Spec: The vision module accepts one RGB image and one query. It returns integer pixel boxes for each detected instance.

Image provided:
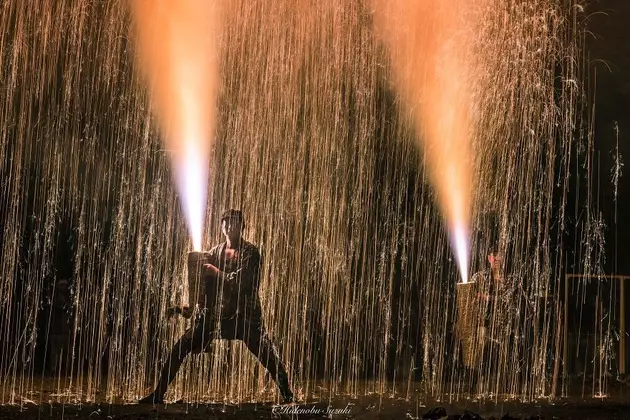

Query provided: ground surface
[1,396,630,419]
[2,376,630,419]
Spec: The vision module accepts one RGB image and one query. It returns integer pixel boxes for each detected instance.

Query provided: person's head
[487,245,502,270]
[56,279,69,293]
[220,209,245,241]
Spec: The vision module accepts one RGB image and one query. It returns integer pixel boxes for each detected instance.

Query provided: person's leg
[237,319,293,403]
[139,320,212,404]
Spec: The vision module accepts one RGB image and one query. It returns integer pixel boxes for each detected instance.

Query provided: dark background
[585,0,630,275]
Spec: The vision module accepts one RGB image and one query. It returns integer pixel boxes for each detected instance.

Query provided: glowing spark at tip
[175,146,207,251]
[452,222,469,283]
[132,0,221,251]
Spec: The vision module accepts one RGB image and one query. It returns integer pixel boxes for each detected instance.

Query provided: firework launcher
[187,251,212,311]
[456,281,483,369]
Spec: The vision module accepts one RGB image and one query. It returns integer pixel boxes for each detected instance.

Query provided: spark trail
[372,0,490,283]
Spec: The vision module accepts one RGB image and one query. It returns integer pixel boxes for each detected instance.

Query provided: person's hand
[166,306,193,319]
[181,306,193,319]
[476,292,489,302]
[203,263,219,277]
[166,306,180,318]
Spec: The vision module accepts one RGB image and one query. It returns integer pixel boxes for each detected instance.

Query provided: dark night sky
[583,0,630,274]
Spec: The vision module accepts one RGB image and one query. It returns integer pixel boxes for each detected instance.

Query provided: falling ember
[373,0,483,282]
[131,0,221,250]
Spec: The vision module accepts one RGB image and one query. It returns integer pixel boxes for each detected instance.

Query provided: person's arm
[500,275,519,301]
[202,248,219,267]
[166,306,193,318]
[471,272,490,301]
[203,246,260,283]
[168,248,220,318]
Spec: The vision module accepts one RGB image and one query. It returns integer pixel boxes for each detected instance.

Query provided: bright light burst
[373,0,480,283]
[452,221,469,283]
[132,0,221,251]
[175,143,207,251]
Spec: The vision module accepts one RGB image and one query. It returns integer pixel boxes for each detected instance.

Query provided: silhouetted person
[468,245,526,388]
[473,245,529,338]
[139,209,293,404]
[48,279,72,374]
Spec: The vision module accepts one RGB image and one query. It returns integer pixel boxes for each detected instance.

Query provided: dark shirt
[51,290,72,335]
[202,240,263,321]
[470,269,519,334]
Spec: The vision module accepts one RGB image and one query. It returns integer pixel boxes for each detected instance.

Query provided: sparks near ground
[132,0,221,251]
